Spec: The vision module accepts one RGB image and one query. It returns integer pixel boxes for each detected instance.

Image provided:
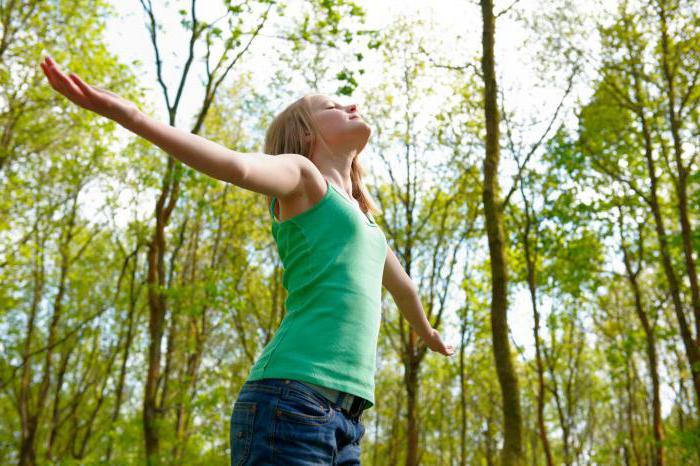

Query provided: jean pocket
[277,389,334,425]
[230,401,256,466]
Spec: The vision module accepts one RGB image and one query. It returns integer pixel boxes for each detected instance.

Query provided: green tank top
[245,176,387,409]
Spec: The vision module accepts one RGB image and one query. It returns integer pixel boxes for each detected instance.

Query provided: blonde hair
[263,94,381,217]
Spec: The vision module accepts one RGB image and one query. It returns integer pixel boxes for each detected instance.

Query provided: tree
[479,0,523,463]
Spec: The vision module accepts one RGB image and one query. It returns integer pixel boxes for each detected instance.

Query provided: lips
[349,115,360,120]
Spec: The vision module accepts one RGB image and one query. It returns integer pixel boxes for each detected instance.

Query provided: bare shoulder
[269,154,327,222]
[299,157,326,198]
[276,153,325,201]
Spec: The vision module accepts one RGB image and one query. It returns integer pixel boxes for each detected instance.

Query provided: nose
[348,104,358,113]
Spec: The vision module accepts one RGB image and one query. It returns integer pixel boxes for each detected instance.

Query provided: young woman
[40,55,455,465]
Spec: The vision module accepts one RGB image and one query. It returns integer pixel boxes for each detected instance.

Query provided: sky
[98,0,675,414]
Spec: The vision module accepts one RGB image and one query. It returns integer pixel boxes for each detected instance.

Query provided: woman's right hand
[40,55,141,127]
[422,328,456,357]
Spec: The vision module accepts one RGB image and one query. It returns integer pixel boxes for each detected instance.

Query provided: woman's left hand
[40,56,141,126]
[421,328,455,356]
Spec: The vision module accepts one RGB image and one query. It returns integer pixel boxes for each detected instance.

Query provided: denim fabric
[230,378,367,465]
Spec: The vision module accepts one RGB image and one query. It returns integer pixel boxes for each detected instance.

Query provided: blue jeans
[230,378,366,465]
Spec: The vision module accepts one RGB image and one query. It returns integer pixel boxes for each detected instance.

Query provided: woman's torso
[245,172,387,409]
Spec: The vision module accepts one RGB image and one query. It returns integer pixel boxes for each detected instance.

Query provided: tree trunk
[618,211,665,465]
[18,231,46,466]
[404,349,420,466]
[20,193,79,465]
[657,0,700,343]
[613,2,700,414]
[634,90,700,413]
[459,313,469,466]
[106,247,140,461]
[522,201,554,466]
[479,1,523,464]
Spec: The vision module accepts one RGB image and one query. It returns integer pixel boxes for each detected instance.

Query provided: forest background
[1,0,699,465]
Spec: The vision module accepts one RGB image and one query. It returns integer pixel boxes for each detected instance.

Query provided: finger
[73,75,122,103]
[91,83,117,97]
[43,57,78,94]
[41,60,58,86]
[42,62,68,95]
[40,62,51,82]
[43,58,72,95]
[52,69,89,104]
[46,55,63,73]
[54,69,86,98]
[68,72,96,98]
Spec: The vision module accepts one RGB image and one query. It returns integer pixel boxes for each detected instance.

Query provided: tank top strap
[269,177,332,224]
[324,176,374,224]
[268,196,278,222]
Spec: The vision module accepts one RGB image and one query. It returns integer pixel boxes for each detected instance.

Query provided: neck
[310,145,358,198]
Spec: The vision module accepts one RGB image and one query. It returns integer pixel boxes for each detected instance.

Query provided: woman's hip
[230,378,365,465]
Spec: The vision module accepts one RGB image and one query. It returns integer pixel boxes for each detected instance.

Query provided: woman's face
[309,94,371,151]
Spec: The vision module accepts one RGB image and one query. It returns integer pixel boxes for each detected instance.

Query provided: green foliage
[2,0,699,464]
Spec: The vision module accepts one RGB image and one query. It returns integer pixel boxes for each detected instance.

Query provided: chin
[357,121,371,137]
[330,125,371,150]
[357,132,371,153]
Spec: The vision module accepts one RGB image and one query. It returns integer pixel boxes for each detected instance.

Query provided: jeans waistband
[295,380,369,416]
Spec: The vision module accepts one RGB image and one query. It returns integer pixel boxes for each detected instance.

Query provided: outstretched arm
[39,56,313,199]
[382,246,455,356]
